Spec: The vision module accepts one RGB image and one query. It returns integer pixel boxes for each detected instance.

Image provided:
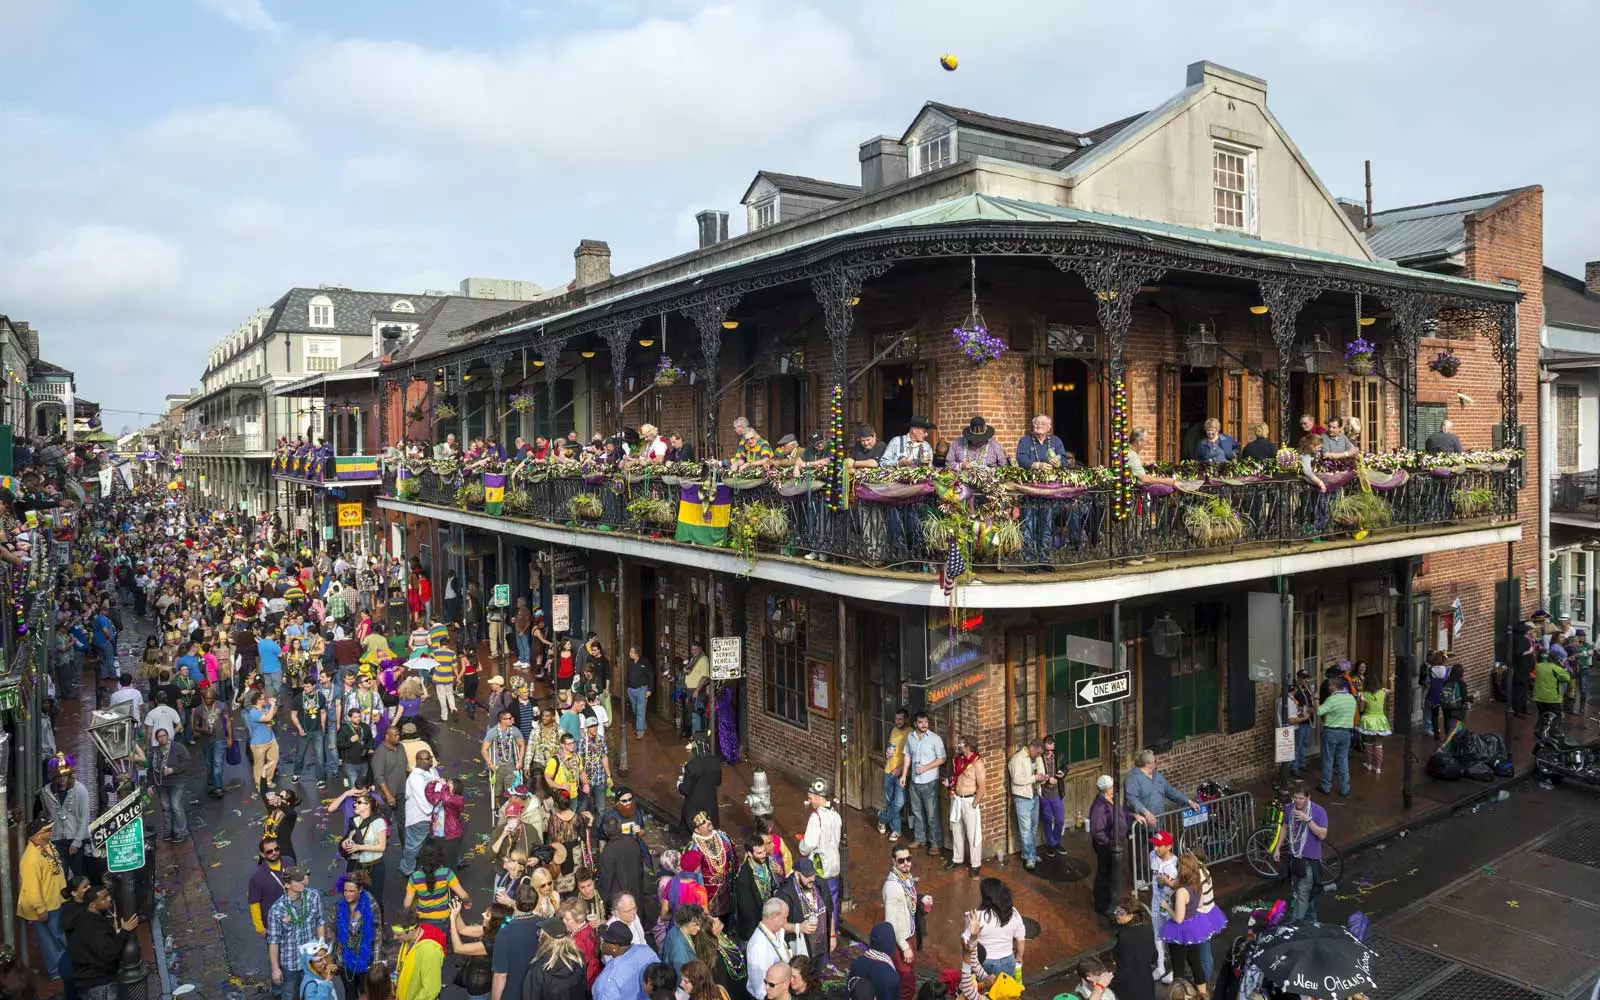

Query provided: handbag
[226,739,242,767]
[454,956,492,995]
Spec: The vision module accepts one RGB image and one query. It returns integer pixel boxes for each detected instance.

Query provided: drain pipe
[1539,367,1556,613]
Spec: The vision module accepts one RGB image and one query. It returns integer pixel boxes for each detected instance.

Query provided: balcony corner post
[682,294,741,461]
[602,322,639,439]
[809,259,892,511]
[1256,277,1322,440]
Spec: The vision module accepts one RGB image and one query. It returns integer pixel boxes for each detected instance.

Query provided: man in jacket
[797,780,842,919]
[337,705,375,790]
[19,819,68,978]
[1087,775,1126,916]
[1006,740,1046,872]
[596,816,649,934]
[733,831,784,941]
[624,645,653,739]
[1534,648,1573,722]
[371,722,410,822]
[775,856,834,959]
[39,754,92,876]
[150,727,193,842]
[68,884,140,1000]
[401,748,441,874]
[1122,749,1193,826]
[192,683,233,798]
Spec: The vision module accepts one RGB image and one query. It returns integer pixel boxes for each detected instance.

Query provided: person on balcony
[882,417,936,467]
[1296,436,1329,492]
[948,416,1006,469]
[849,426,886,467]
[636,425,669,463]
[666,433,695,463]
[1124,429,1174,487]
[1240,422,1277,462]
[432,434,459,461]
[1191,418,1236,463]
[1015,415,1067,472]
[797,431,831,471]
[1319,417,1358,460]
[731,421,774,471]
[1296,413,1324,446]
[1424,418,1463,454]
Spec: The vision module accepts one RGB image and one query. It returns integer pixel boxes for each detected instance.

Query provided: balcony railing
[1552,471,1600,521]
[380,451,1521,575]
[272,452,382,485]
[187,432,266,454]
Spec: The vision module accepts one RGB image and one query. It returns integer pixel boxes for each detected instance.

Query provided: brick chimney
[1335,198,1367,232]
[1586,261,1600,296]
[16,322,38,358]
[574,240,611,288]
[859,136,908,194]
[695,211,729,249]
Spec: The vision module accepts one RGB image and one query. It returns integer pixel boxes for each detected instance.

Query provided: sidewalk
[622,699,1600,982]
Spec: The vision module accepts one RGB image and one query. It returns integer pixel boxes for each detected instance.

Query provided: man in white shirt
[143,691,184,746]
[108,672,145,717]
[881,417,935,467]
[797,780,843,923]
[401,748,440,874]
[744,898,794,1000]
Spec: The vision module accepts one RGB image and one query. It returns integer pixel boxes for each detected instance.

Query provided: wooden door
[1355,613,1386,686]
[1086,364,1110,467]
[1156,365,1182,463]
[1265,375,1283,442]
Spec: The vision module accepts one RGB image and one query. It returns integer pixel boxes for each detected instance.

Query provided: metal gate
[1130,789,1255,889]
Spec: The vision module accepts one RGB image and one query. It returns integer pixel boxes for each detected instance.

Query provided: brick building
[374,60,1533,864]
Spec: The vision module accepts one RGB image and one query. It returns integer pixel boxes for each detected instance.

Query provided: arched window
[309,294,335,328]
[391,300,415,313]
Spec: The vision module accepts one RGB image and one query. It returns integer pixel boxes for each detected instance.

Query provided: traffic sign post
[710,637,743,680]
[1074,670,1132,709]
[491,583,510,608]
[89,790,147,874]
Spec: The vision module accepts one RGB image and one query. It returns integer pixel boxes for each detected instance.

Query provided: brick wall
[1414,187,1543,694]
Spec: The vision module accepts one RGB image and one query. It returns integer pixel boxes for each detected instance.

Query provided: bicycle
[1244,796,1344,883]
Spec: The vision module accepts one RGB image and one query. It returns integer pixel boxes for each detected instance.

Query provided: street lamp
[89,709,137,794]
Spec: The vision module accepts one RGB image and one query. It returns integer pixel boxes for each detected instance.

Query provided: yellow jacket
[17,842,65,922]
[397,933,445,1000]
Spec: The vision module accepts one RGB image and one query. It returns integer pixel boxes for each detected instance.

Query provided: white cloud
[339,153,430,194]
[194,0,281,37]
[0,224,185,319]
[135,106,306,165]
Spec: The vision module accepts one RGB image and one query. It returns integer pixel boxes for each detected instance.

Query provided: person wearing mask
[67,885,139,1000]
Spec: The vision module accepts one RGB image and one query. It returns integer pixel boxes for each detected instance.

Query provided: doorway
[1051,359,1090,463]
[878,364,914,438]
[1178,366,1212,460]
[853,608,903,813]
[766,376,807,443]
[1354,613,1386,686]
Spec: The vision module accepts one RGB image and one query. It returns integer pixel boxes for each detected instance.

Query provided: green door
[1044,620,1106,765]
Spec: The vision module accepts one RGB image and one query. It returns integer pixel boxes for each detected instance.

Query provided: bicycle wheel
[1319,844,1344,883]
[1245,827,1281,878]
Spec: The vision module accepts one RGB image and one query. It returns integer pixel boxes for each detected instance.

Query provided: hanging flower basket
[1428,349,1461,378]
[952,324,1006,366]
[405,405,426,424]
[568,492,605,521]
[509,391,537,413]
[1344,336,1376,376]
[435,402,459,421]
[654,357,686,388]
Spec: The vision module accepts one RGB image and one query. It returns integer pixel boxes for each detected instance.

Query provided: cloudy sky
[1,0,1594,433]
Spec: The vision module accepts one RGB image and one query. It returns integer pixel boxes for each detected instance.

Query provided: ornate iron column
[1391,293,1441,450]
[1257,277,1322,439]
[682,294,741,460]
[602,322,640,438]
[540,337,563,439]
[378,376,394,452]
[489,355,507,443]
[809,260,891,509]
[455,363,469,445]
[1491,299,1523,497]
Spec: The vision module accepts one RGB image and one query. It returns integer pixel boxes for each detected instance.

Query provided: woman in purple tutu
[1158,853,1226,997]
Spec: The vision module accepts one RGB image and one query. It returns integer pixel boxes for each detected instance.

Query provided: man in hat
[683,643,711,736]
[850,425,886,467]
[481,708,526,802]
[593,919,658,1000]
[776,855,834,958]
[948,415,1006,469]
[1279,668,1317,776]
[394,912,445,1000]
[39,754,92,876]
[798,780,843,920]
[266,865,325,1000]
[1148,829,1178,982]
[1087,774,1125,915]
[1571,627,1592,712]
[577,712,613,812]
[882,417,935,467]
[797,430,831,470]
[19,818,68,977]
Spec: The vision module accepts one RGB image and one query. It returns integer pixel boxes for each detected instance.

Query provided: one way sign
[1074,670,1132,709]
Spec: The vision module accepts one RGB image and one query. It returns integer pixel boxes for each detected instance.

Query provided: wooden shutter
[1318,375,1346,423]
[1156,365,1182,464]
[1141,611,1174,753]
[1087,363,1111,467]
[1220,370,1244,443]
[1225,594,1256,734]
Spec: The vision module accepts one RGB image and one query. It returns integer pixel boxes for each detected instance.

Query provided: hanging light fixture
[1182,319,1220,367]
[722,320,739,330]
[1148,612,1185,659]
[1300,332,1339,375]
[1249,303,1270,316]
[580,350,596,359]
[638,337,655,348]
[533,359,546,368]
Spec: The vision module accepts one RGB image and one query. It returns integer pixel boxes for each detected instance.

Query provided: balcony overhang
[378,497,1520,609]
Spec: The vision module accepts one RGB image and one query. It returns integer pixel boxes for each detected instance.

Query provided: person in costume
[689,811,736,922]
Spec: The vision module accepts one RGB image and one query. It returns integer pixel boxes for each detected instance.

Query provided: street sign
[491,584,510,608]
[337,503,363,528]
[89,790,145,853]
[710,637,743,680]
[1074,670,1132,709]
[105,817,146,873]
[552,594,570,632]
[1180,804,1210,828]
[1274,725,1296,764]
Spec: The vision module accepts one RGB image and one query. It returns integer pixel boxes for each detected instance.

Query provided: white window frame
[303,336,341,373]
[391,300,415,314]
[913,129,954,176]
[752,197,778,230]
[308,294,335,329]
[1211,141,1257,235]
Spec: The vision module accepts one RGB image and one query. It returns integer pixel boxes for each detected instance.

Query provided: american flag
[939,535,965,595]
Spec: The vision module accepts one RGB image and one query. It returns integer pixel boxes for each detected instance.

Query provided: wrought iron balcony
[1552,471,1600,523]
[381,452,1520,576]
[272,452,382,485]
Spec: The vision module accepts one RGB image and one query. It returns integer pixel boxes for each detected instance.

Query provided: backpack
[1440,680,1463,710]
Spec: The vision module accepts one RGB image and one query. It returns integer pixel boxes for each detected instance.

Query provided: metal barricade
[1130,789,1255,890]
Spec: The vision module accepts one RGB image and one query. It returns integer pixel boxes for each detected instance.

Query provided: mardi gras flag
[675,483,732,545]
[483,472,506,514]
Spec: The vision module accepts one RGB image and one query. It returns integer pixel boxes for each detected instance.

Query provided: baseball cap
[282,865,310,881]
[1150,831,1174,847]
[600,922,634,946]
[793,857,816,876]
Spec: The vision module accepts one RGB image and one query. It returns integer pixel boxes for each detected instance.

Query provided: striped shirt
[431,648,457,685]
[407,868,460,922]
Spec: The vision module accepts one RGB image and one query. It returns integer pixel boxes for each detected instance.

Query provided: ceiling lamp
[1300,333,1340,375]
[1249,304,1270,316]
[533,359,545,368]
[1358,315,1377,327]
[1182,320,1219,368]
[638,337,655,348]
[580,350,596,359]
[848,296,861,307]
[722,320,740,330]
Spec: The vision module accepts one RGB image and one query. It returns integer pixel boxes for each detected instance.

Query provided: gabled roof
[29,357,72,377]
[740,171,862,206]
[902,101,1084,149]
[388,296,534,365]
[266,287,444,338]
[1545,266,1600,334]
[1365,188,1534,265]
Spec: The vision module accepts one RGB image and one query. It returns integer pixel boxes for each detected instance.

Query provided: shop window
[764,619,808,731]
[1044,622,1103,765]
[1170,604,1223,741]
[1294,591,1322,677]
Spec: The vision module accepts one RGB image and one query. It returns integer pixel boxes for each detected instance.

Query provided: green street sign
[491,584,510,607]
[105,817,145,873]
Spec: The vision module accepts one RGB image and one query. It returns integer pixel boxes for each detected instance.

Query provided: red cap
[1150,831,1174,847]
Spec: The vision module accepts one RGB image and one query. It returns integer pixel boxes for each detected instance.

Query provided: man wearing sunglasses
[880,847,919,962]
[760,961,793,1000]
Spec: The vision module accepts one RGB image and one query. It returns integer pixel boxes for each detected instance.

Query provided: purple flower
[952,325,1006,364]
[1344,336,1375,361]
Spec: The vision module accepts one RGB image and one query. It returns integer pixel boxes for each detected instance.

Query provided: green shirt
[1534,660,1572,705]
[1317,690,1358,729]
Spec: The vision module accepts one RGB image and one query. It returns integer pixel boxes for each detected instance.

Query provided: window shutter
[1156,365,1182,464]
[1141,611,1174,752]
[1226,595,1255,734]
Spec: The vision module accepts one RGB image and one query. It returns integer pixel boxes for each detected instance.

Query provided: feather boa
[336,890,376,974]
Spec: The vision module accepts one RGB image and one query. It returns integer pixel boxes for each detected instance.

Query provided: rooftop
[907,100,1085,148]
[1545,266,1600,334]
[742,170,862,204]
[1366,187,1536,266]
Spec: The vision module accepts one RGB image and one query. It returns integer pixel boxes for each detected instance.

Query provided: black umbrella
[1245,922,1378,1000]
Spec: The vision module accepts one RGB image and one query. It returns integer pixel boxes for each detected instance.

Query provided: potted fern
[1330,492,1392,532]
[568,492,605,521]
[455,482,486,510]
[1452,486,1495,518]
[1183,496,1245,545]
[627,496,677,528]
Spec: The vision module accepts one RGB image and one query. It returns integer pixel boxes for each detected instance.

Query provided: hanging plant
[405,404,426,424]
[1452,486,1495,518]
[952,256,1006,366]
[435,402,459,421]
[568,492,604,521]
[973,518,1024,559]
[654,357,686,387]
[1183,496,1246,546]
[454,481,485,510]
[627,496,677,528]
[504,487,533,515]
[1344,336,1376,375]
[1428,349,1461,378]
[509,391,538,413]
[1330,491,1391,532]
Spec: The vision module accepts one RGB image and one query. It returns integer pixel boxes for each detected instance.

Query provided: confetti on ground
[1481,865,1496,875]
[1507,900,1520,908]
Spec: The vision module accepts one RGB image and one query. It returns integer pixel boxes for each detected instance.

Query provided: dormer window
[752,198,778,231]
[1212,142,1257,234]
[309,294,335,328]
[913,130,954,176]
[391,300,415,313]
